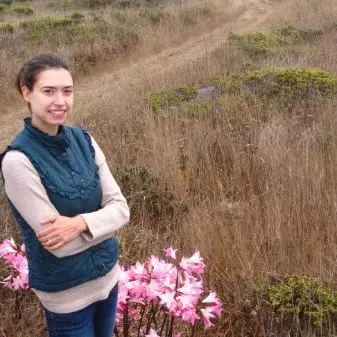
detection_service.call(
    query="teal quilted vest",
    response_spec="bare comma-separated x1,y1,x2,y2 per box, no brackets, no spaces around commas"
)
0,117,120,292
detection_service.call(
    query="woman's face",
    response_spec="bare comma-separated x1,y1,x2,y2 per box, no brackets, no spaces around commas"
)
22,68,73,135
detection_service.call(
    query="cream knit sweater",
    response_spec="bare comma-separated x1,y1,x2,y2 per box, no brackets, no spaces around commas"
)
2,136,129,313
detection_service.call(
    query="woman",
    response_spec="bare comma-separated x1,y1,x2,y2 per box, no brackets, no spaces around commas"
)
0,54,130,336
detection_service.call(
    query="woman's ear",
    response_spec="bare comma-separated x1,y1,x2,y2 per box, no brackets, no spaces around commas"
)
21,86,31,103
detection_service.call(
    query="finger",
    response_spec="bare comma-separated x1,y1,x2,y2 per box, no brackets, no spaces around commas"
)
37,227,57,240
40,216,59,225
42,236,58,248
39,235,57,245
47,242,65,250
46,240,66,251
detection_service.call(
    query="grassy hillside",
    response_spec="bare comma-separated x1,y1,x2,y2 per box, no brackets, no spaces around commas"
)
1,0,337,336
0,0,229,114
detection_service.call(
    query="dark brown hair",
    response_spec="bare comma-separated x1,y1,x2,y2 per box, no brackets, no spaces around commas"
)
16,54,71,95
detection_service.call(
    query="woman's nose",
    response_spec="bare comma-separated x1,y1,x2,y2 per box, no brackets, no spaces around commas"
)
54,92,66,105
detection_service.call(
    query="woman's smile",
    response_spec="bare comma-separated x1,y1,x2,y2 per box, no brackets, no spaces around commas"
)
22,68,74,135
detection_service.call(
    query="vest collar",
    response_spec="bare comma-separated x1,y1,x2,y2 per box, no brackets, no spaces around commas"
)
24,117,69,150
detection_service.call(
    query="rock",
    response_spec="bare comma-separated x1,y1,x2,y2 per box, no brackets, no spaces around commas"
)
195,85,217,102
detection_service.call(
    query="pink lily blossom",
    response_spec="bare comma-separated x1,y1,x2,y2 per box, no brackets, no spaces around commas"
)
1,242,223,334
202,291,222,306
164,247,178,260
0,238,17,257
200,307,216,328
145,328,160,337
179,251,205,275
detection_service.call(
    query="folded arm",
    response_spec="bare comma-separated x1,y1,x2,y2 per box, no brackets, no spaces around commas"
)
1,136,129,258
80,136,130,241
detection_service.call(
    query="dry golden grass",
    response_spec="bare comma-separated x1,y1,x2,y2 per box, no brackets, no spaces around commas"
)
0,0,232,115
1,0,337,336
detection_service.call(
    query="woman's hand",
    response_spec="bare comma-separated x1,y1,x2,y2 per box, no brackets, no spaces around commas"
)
37,215,88,251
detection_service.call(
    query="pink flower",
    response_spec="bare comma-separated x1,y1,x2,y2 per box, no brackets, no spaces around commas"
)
179,251,205,275
0,238,17,257
180,307,200,325
146,279,163,301
128,262,149,281
3,273,28,291
202,291,222,306
164,247,177,260
209,304,223,317
159,291,177,312
149,256,176,282
176,294,194,309
200,307,216,328
145,328,160,337
177,277,203,298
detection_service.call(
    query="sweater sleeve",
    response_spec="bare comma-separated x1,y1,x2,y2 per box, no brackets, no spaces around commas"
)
79,136,130,241
2,151,87,258
1,143,128,257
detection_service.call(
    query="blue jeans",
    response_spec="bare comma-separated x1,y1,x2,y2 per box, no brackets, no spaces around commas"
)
44,284,118,337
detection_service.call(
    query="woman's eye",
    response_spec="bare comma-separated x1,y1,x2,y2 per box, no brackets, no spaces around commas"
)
64,89,73,95
43,89,54,95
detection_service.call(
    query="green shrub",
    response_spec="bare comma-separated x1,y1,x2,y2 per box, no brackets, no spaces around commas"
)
229,31,278,56
149,68,337,114
20,16,84,44
148,86,198,112
254,276,337,326
21,17,74,30
275,25,322,43
15,0,29,2
65,24,98,43
10,6,34,15
0,0,12,5
205,68,337,102
80,0,113,8
238,68,337,100
0,22,13,33
229,25,323,57
0,4,7,11
180,101,214,119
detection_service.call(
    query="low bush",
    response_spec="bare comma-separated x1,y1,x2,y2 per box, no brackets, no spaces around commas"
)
148,86,198,112
79,0,113,8
254,276,337,329
206,68,337,102
229,25,323,57
10,6,34,15
237,68,337,101
0,0,12,5
66,24,98,43
148,68,337,117
20,15,86,44
0,22,14,33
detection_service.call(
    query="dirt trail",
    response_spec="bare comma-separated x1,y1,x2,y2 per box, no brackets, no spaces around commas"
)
0,0,285,146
